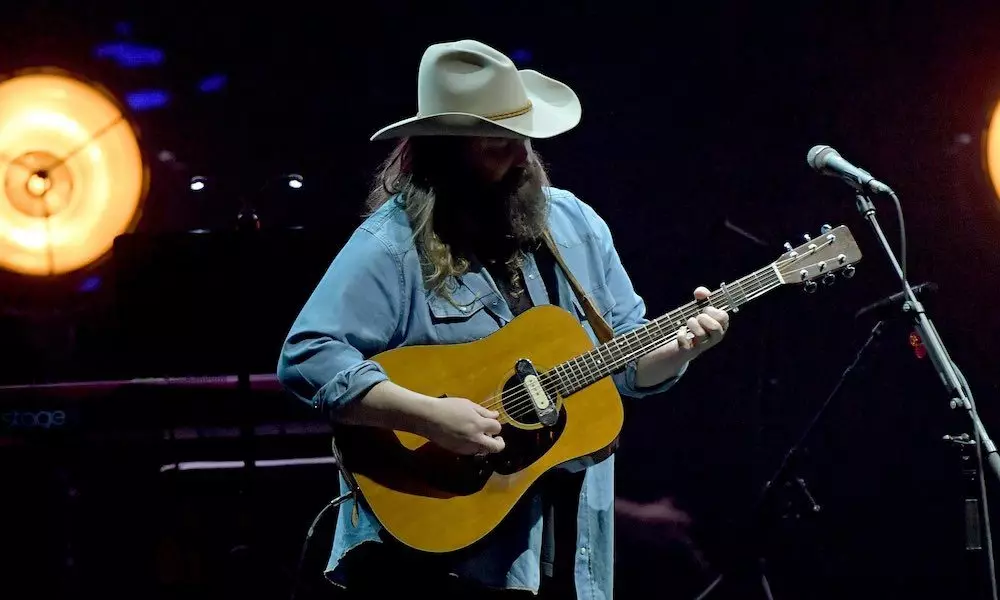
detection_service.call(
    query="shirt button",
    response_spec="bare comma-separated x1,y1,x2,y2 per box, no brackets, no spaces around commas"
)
528,274,535,279
580,547,588,555
491,299,499,306
460,306,469,312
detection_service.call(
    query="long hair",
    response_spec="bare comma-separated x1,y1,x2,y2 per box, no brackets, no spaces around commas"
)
365,136,551,297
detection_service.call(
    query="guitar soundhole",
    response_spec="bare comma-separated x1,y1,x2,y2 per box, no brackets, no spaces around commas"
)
486,375,567,476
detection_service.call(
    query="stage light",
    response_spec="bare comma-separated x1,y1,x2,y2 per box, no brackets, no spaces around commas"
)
0,69,147,276
287,174,303,189
190,176,207,191
986,99,1000,207
94,42,165,68
125,89,170,111
79,275,102,292
510,49,532,64
198,74,228,93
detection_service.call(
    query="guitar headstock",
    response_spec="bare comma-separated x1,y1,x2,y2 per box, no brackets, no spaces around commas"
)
774,224,862,293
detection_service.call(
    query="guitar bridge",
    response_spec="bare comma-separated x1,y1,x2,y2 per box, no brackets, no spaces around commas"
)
515,359,558,427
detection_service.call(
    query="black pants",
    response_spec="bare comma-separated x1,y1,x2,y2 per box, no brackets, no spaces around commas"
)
325,533,579,599
325,549,572,599
328,470,584,600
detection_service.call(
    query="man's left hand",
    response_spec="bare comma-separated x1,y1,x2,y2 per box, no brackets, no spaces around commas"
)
677,286,729,354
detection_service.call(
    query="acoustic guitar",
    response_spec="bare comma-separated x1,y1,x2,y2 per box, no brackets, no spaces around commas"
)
332,224,863,553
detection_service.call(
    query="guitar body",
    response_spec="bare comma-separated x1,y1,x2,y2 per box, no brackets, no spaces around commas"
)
334,304,624,554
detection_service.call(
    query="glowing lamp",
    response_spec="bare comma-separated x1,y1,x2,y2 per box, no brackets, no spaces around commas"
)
0,69,147,276
986,100,1000,207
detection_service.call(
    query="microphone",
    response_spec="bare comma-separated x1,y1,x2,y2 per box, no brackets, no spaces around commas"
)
807,145,893,195
854,281,937,319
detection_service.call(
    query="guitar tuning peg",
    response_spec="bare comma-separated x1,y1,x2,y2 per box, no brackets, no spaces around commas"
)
803,233,812,242
783,242,793,252
820,224,832,234
841,265,856,279
822,272,836,286
803,280,818,294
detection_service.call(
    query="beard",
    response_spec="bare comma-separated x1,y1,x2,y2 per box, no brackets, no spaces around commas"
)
432,161,548,264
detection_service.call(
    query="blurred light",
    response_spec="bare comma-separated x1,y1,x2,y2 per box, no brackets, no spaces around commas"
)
986,101,1000,207
190,176,207,192
94,42,165,68
198,74,228,93
287,174,303,189
0,71,146,276
510,48,532,64
79,275,102,292
125,89,170,111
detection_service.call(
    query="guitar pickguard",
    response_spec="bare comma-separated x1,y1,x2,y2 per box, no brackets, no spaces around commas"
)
488,406,567,476
487,371,567,475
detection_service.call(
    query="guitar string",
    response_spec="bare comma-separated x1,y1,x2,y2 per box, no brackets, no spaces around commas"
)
486,261,779,416
482,267,778,424
498,280,782,423
486,264,784,423
496,281,777,424
532,242,840,413
492,242,839,424
488,266,782,424
479,239,840,425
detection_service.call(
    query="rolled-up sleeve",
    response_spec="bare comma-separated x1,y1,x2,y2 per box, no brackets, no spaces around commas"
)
277,227,404,417
577,198,687,399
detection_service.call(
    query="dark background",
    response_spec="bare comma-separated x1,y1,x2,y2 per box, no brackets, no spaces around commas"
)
2,1,1000,599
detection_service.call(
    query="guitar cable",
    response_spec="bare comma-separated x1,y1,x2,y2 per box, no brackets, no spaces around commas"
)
289,491,352,600
289,438,357,600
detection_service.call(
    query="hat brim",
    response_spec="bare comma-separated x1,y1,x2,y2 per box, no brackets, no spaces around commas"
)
369,69,581,142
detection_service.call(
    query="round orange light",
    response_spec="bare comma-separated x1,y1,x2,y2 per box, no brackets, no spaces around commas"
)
0,70,147,276
987,100,1000,208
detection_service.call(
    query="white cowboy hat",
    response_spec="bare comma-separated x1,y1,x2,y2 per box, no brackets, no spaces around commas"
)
370,39,582,141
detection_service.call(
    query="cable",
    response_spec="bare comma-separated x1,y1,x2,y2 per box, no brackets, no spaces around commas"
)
289,494,349,600
887,190,907,282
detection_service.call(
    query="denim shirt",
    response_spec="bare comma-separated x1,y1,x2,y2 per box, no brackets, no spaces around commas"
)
277,187,686,599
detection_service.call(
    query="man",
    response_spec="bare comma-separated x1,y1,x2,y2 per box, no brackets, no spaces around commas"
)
277,39,729,599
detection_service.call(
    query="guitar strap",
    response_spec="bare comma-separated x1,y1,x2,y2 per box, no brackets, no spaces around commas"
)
541,230,615,344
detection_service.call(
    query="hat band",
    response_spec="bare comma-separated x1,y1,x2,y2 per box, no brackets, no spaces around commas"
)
484,100,532,121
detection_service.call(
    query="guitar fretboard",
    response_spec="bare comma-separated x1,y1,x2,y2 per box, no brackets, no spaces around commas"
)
543,264,783,396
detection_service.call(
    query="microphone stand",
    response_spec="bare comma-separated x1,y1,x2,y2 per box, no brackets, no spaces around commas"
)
854,190,998,600
853,191,999,478
694,189,998,600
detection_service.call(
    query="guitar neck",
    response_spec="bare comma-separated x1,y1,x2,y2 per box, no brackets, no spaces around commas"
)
549,263,784,395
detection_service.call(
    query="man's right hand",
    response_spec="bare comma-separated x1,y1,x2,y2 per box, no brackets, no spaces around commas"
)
420,396,506,455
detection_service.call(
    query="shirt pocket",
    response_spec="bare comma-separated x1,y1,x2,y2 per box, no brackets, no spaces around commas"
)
424,282,500,345
549,227,588,250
